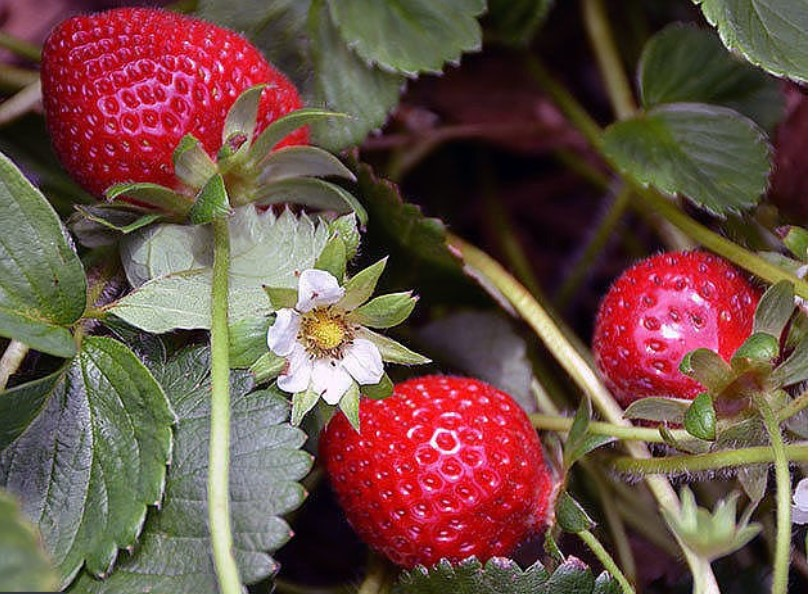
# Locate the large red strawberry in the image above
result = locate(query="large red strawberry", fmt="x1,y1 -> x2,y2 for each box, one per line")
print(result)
320,375 -> 556,568
593,251 -> 761,406
41,7 -> 306,199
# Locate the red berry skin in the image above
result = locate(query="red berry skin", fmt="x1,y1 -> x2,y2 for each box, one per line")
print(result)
593,251 -> 761,406
320,376 -> 555,569
41,7 -> 306,198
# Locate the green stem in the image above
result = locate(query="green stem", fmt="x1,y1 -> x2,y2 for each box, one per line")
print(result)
555,184 -> 631,305
0,32 -> 41,62
777,392 -> 808,423
611,443 -> 807,475
0,340 -> 29,391
530,413 -> 692,443
0,80 -> 41,127
0,64 -> 38,93
753,394 -> 792,594
581,0 -> 636,120
357,553 -> 393,594
449,233 -> 720,594
208,217 -> 241,594
579,529 -> 635,594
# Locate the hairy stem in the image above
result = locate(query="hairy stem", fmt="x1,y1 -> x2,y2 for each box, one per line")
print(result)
208,217 -> 241,594
777,392 -> 807,422
753,394 -> 792,594
611,443 -> 807,475
530,413 -> 692,443
579,529 -> 635,594
448,233 -> 720,594
581,0 -> 636,120
0,340 -> 29,392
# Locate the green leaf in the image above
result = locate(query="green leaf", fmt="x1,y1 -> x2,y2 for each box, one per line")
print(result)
349,292 -> 417,329
564,398 -> 615,467
781,226 -> 807,262
680,348 -> 735,392
394,556 -> 615,594
693,0 -> 807,82
250,351 -> 287,384
112,208 -> 329,332
264,287 -> 298,311
486,0 -> 553,47
68,347 -> 312,593
556,491 -> 596,533
314,233 -> 347,280
229,315 -> 272,369
326,0 -> 484,75
684,393 -> 717,440
105,182 -> 192,217
639,24 -> 784,130
291,388 -> 320,426
753,280 -> 795,337
309,0 -> 406,150
339,257 -> 388,311
338,382 -> 361,432
329,213 -> 361,260
0,490 -> 58,592
623,397 -> 693,424
416,310 -> 536,413
253,177 -> 368,225
188,174 -> 232,224
360,372 -> 393,400
172,134 -> 217,189
0,151 -> 86,358
257,145 -> 356,185
0,337 -> 174,586
0,367 -> 62,450
602,103 -> 771,215
357,328 -> 431,365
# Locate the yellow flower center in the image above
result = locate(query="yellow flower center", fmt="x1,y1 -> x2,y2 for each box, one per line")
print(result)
300,308 -> 351,355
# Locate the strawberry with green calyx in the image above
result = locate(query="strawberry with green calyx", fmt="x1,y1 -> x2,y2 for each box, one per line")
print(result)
320,375 -> 557,569
42,7 -> 362,225
593,250 -> 762,407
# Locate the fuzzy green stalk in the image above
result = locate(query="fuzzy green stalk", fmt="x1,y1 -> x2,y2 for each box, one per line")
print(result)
208,217 -> 242,594
0,32 -> 41,62
579,529 -> 635,594
0,339 -> 29,391
611,443 -> 808,475
530,413 -> 693,443
753,394 -> 792,594
582,0 -> 636,120
448,233 -> 720,594
778,392 -> 807,422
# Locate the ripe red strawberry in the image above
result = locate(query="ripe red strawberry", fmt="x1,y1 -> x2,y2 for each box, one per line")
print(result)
41,7 -> 306,199
319,375 -> 556,568
593,251 -> 761,406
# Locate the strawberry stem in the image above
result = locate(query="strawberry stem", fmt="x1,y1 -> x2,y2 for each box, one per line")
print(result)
0,339 -> 28,391
530,413 -> 693,443
752,394 -> 792,594
208,216 -> 243,594
579,528 -> 635,594
610,443 -> 807,475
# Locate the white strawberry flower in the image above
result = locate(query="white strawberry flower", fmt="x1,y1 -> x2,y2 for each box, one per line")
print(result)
267,268 -> 384,405
792,477 -> 808,525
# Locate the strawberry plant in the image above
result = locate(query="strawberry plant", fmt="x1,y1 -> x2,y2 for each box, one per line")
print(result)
0,2 -> 805,594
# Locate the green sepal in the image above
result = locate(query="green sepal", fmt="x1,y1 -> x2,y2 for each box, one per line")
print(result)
73,205 -> 161,235
658,425 -> 711,454
360,372 -> 393,400
680,348 -> 734,393
257,146 -> 356,185
330,213 -> 361,259
731,332 -> 779,365
173,134 -> 217,189
249,177 -> 368,224
623,396 -> 692,424
188,174 -> 232,224
105,182 -> 193,217
249,351 -> 287,384
780,226 -> 807,263
314,233 -> 347,280
753,280 -> 795,338
222,84 -> 265,149
339,257 -> 387,311
684,392 -> 717,441
247,108 -> 348,167
263,286 -> 298,311
357,328 -> 431,365
555,491 -> 595,533
339,382 -> 361,432
348,292 -> 417,329
564,397 -> 616,468
229,316 -> 272,369
772,331 -> 808,386
291,388 -> 321,426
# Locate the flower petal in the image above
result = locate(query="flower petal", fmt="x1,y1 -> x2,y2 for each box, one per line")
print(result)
267,308 -> 301,357
793,478 -> 808,525
297,269 -> 345,312
277,344 -> 312,394
311,358 -> 354,405
341,338 -> 384,385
